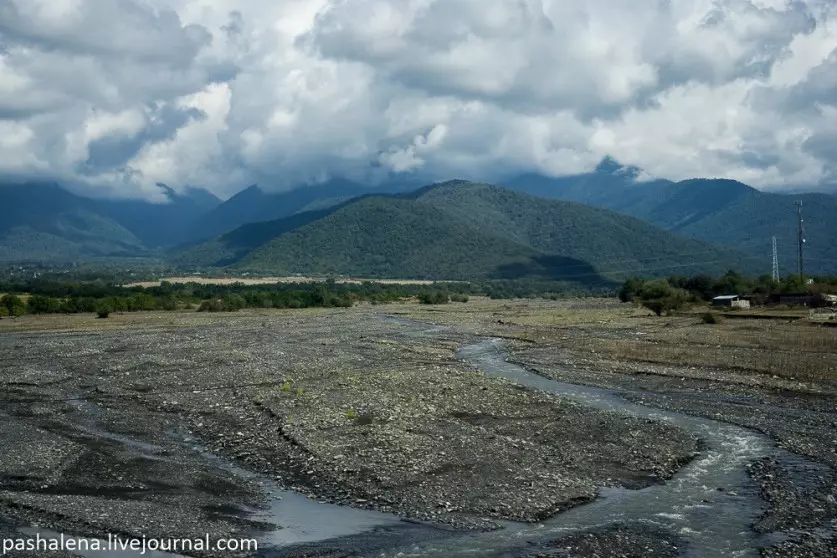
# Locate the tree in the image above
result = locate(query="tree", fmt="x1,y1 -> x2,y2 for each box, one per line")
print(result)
0,294 -> 25,317
635,280 -> 691,316
27,295 -> 61,314
618,278 -> 645,302
684,275 -> 715,300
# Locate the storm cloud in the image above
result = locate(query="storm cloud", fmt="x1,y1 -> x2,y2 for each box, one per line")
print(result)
2,0 -> 837,198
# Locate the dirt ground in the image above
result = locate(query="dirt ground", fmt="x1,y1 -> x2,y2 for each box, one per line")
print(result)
0,299 -> 835,556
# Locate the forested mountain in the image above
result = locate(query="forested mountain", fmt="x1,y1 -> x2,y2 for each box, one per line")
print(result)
176,181 -> 752,284
183,178 -> 423,243
0,183 -> 145,261
4,169 -> 833,279
504,164 -> 837,276
94,185 -> 220,248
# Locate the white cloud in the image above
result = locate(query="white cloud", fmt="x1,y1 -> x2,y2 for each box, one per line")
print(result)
1,0 -> 837,198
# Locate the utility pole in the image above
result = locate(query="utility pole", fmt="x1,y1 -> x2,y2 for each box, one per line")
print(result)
772,236 -> 779,282
795,200 -> 805,279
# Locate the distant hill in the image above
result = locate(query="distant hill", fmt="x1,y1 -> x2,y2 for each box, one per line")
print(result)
0,182 -> 221,261
94,184 -> 220,248
175,181 -> 752,283
504,165 -> 837,276
0,183 -> 146,261
184,178 -> 423,243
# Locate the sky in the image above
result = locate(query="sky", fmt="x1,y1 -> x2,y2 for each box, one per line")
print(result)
2,0 -> 837,199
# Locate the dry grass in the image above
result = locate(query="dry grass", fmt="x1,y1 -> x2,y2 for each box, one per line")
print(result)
3,298 -> 834,386
401,299 -> 837,387
0,307 -> 336,334
499,304 -> 837,385
123,276 -> 439,288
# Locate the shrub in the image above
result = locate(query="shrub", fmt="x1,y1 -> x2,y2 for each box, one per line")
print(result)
160,296 -> 178,311
619,277 -> 645,303
95,301 -> 112,319
0,294 -> 25,317
418,291 -> 450,304
27,295 -> 61,314
635,280 -> 691,316
450,293 -> 470,303
701,312 -> 723,324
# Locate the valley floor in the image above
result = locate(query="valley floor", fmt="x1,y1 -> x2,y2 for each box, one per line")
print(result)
0,300 -> 834,557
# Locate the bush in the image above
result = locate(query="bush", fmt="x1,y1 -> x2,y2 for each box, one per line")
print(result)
418,291 -> 450,304
0,294 -> 25,317
27,295 -> 61,314
701,312 -> 723,324
619,277 -> 645,303
635,280 -> 691,316
198,299 -> 225,312
223,294 -> 246,311
95,301 -> 112,319
450,293 -> 470,303
96,300 -> 113,320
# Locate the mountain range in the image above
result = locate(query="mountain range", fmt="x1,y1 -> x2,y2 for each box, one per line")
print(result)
171,181 -> 752,283
503,160 -> 837,277
1,163 -> 835,282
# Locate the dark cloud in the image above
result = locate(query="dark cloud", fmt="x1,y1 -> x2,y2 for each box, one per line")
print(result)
1,0 -> 837,198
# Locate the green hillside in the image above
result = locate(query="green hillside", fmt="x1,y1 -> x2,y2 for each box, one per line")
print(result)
233,196 -> 550,280
505,171 -> 837,276
415,182 -> 748,277
0,184 -> 146,262
173,181 -> 754,283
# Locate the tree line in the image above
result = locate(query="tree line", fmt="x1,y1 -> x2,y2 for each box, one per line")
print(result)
619,271 -> 837,315
0,275 -> 622,318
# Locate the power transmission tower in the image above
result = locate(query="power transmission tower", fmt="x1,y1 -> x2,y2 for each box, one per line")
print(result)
772,236 -> 779,282
795,200 -> 805,279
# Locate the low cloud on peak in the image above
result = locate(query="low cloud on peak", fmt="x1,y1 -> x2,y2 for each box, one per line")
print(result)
2,0 -> 837,199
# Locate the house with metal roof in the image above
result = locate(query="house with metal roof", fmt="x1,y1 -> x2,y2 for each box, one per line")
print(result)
712,295 -> 750,309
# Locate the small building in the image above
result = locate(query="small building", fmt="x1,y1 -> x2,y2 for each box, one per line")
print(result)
712,295 -> 751,309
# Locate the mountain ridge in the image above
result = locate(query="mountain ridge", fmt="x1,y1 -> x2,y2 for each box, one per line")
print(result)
175,181 -> 756,283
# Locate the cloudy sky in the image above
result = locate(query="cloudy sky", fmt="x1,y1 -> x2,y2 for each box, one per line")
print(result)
2,0 -> 837,199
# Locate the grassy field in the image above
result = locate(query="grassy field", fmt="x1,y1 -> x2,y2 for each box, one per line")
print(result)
397,299 -> 837,389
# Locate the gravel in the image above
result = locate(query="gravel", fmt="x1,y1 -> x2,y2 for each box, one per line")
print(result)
0,308 -> 699,554
526,523 -> 683,557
